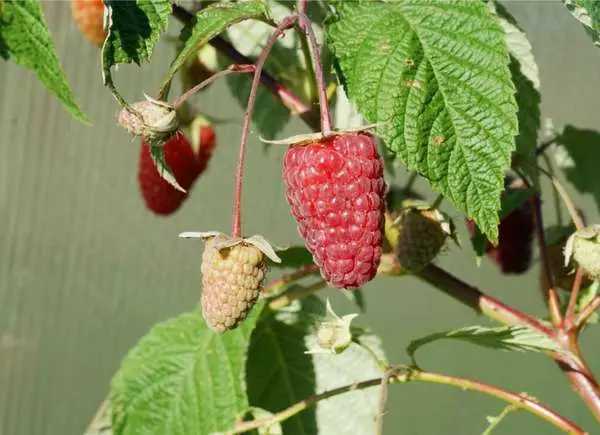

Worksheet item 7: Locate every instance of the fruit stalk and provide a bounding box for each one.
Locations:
[298,12,332,135]
[564,268,584,331]
[576,295,600,328]
[232,14,298,238]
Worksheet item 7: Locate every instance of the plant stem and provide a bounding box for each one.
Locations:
[171,4,320,130]
[536,135,558,156]
[431,193,444,209]
[538,166,585,230]
[231,15,298,238]
[531,193,563,326]
[263,264,320,294]
[298,13,333,135]
[418,264,554,335]
[268,279,327,310]
[576,296,600,328]
[222,368,586,435]
[171,65,255,109]
[565,269,584,331]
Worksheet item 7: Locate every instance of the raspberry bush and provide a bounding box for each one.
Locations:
[3,0,600,434]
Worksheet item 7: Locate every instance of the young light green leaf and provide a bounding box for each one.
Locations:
[563,0,600,47]
[0,0,89,123]
[491,2,541,185]
[327,1,519,243]
[110,304,264,435]
[246,296,386,434]
[158,1,273,98]
[407,325,566,366]
[102,0,171,104]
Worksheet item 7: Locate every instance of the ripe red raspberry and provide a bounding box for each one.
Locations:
[282,132,385,289]
[70,0,107,48]
[138,121,216,215]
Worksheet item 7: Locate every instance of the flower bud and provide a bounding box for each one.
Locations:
[564,225,600,280]
[117,95,178,139]
[306,299,358,355]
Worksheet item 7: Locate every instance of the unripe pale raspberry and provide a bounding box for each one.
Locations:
[201,238,267,332]
[282,132,385,289]
[396,208,449,272]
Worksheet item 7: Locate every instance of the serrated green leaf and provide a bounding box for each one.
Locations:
[554,125,600,213]
[327,1,518,243]
[102,0,171,105]
[246,296,385,434]
[110,304,264,435]
[491,2,541,186]
[407,325,566,367]
[563,0,600,47]
[0,0,89,123]
[158,1,273,98]
[148,140,186,192]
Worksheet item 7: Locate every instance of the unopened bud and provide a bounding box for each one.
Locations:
[564,225,600,280]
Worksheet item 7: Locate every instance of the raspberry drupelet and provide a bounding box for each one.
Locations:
[283,132,385,289]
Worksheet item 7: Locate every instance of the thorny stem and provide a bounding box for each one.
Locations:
[232,15,298,238]
[375,367,395,435]
[540,152,565,226]
[298,13,333,135]
[268,279,328,310]
[171,4,320,130]
[222,368,586,435]
[565,269,585,332]
[171,65,255,109]
[531,193,563,326]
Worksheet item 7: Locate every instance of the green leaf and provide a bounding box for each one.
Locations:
[491,2,541,185]
[563,0,600,47]
[102,0,171,104]
[327,0,518,243]
[407,325,566,366]
[148,139,186,192]
[270,246,314,269]
[0,0,89,123]
[246,297,385,434]
[110,303,264,435]
[158,1,273,98]
[554,125,600,213]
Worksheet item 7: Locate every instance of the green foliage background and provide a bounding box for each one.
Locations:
[0,2,600,434]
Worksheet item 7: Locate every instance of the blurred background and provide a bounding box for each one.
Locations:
[1,1,599,434]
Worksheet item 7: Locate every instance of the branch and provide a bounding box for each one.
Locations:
[576,296,600,328]
[268,280,328,310]
[222,368,586,435]
[171,4,320,131]
[565,269,585,331]
[418,264,553,335]
[263,264,320,294]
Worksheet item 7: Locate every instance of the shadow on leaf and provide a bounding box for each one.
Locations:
[556,125,600,211]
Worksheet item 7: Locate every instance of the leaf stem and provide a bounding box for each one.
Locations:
[298,13,333,136]
[576,296,600,329]
[431,193,444,209]
[538,166,585,230]
[222,368,586,435]
[565,269,585,331]
[531,193,563,326]
[404,171,418,192]
[232,15,298,238]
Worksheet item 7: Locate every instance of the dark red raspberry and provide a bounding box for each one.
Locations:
[282,132,385,289]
